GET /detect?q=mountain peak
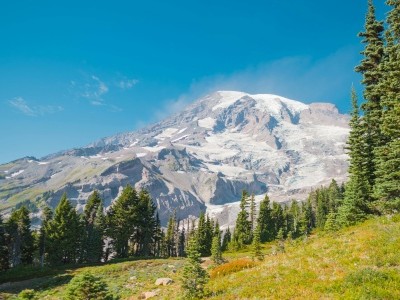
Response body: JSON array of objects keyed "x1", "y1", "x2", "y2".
[{"x1": 0, "y1": 90, "x2": 349, "y2": 225}]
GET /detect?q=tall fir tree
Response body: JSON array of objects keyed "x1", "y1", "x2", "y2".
[
  {"x1": 338, "y1": 89, "x2": 370, "y2": 226},
  {"x1": 374, "y1": 1, "x2": 400, "y2": 205},
  {"x1": 356, "y1": 0, "x2": 385, "y2": 192},
  {"x1": 181, "y1": 236, "x2": 209, "y2": 299},
  {"x1": 46, "y1": 193, "x2": 82, "y2": 264},
  {"x1": 38, "y1": 206, "x2": 52, "y2": 267},
  {"x1": 232, "y1": 190, "x2": 252, "y2": 248},
  {"x1": 82, "y1": 191, "x2": 105, "y2": 263},
  {"x1": 8, "y1": 206, "x2": 34, "y2": 266},
  {"x1": 257, "y1": 195, "x2": 274, "y2": 242},
  {"x1": 106, "y1": 185, "x2": 139, "y2": 258},
  {"x1": 211, "y1": 231, "x2": 223, "y2": 265},
  {"x1": 0, "y1": 215, "x2": 10, "y2": 271},
  {"x1": 251, "y1": 223, "x2": 263, "y2": 261},
  {"x1": 221, "y1": 227, "x2": 231, "y2": 252}
]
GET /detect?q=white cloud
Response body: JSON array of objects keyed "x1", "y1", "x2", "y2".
[
  {"x1": 8, "y1": 97, "x2": 63, "y2": 117},
  {"x1": 117, "y1": 79, "x2": 139, "y2": 90}
]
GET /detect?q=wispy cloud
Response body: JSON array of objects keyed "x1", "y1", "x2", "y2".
[
  {"x1": 8, "y1": 97, "x2": 63, "y2": 117},
  {"x1": 78, "y1": 75, "x2": 109, "y2": 106},
  {"x1": 156, "y1": 46, "x2": 359, "y2": 119},
  {"x1": 117, "y1": 78, "x2": 139, "y2": 90},
  {"x1": 70, "y1": 73, "x2": 138, "y2": 111}
]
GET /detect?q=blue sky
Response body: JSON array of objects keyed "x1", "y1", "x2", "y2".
[{"x1": 0, "y1": 0, "x2": 388, "y2": 164}]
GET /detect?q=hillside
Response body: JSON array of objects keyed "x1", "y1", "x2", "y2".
[{"x1": 1, "y1": 215, "x2": 399, "y2": 299}]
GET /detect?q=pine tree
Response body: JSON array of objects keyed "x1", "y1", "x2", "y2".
[
  {"x1": 106, "y1": 185, "x2": 139, "y2": 258},
  {"x1": 374, "y1": 1, "x2": 400, "y2": 206},
  {"x1": 46, "y1": 193, "x2": 82, "y2": 264},
  {"x1": 181, "y1": 236, "x2": 209, "y2": 299},
  {"x1": 232, "y1": 190, "x2": 251, "y2": 248},
  {"x1": 271, "y1": 202, "x2": 284, "y2": 239},
  {"x1": 83, "y1": 191, "x2": 105, "y2": 263},
  {"x1": 338, "y1": 89, "x2": 370, "y2": 225},
  {"x1": 257, "y1": 195, "x2": 274, "y2": 242},
  {"x1": 249, "y1": 193, "x2": 256, "y2": 233},
  {"x1": 356, "y1": 0, "x2": 385, "y2": 192},
  {"x1": 38, "y1": 206, "x2": 52, "y2": 267},
  {"x1": 134, "y1": 190, "x2": 157, "y2": 257},
  {"x1": 153, "y1": 212, "x2": 162, "y2": 257},
  {"x1": 324, "y1": 211, "x2": 339, "y2": 232},
  {"x1": 65, "y1": 272, "x2": 115, "y2": 300},
  {"x1": 0, "y1": 215, "x2": 10, "y2": 271},
  {"x1": 165, "y1": 213, "x2": 177, "y2": 257},
  {"x1": 196, "y1": 212, "x2": 208, "y2": 256},
  {"x1": 221, "y1": 227, "x2": 231, "y2": 251},
  {"x1": 8, "y1": 206, "x2": 34, "y2": 266},
  {"x1": 251, "y1": 223, "x2": 263, "y2": 261},
  {"x1": 211, "y1": 222, "x2": 223, "y2": 265}
]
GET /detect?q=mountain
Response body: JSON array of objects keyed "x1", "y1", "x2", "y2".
[{"x1": 0, "y1": 91, "x2": 349, "y2": 225}]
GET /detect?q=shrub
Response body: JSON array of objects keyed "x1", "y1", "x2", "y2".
[
  {"x1": 210, "y1": 259, "x2": 257, "y2": 279},
  {"x1": 17, "y1": 289, "x2": 36, "y2": 300},
  {"x1": 64, "y1": 272, "x2": 117, "y2": 300}
]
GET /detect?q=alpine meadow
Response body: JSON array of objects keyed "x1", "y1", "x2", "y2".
[{"x1": 0, "y1": 1, "x2": 400, "y2": 299}]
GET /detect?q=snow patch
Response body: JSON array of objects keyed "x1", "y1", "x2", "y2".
[
  {"x1": 142, "y1": 146, "x2": 166, "y2": 152},
  {"x1": 136, "y1": 153, "x2": 147, "y2": 158},
  {"x1": 11, "y1": 170, "x2": 24, "y2": 178},
  {"x1": 171, "y1": 134, "x2": 189, "y2": 143},
  {"x1": 212, "y1": 91, "x2": 247, "y2": 111},
  {"x1": 38, "y1": 161, "x2": 49, "y2": 165},
  {"x1": 155, "y1": 128, "x2": 179, "y2": 140},
  {"x1": 198, "y1": 117, "x2": 216, "y2": 129}
]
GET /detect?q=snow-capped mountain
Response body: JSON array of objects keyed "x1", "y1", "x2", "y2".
[{"x1": 0, "y1": 91, "x2": 349, "y2": 225}]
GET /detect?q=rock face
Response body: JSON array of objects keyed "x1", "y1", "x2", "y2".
[{"x1": 0, "y1": 91, "x2": 349, "y2": 226}]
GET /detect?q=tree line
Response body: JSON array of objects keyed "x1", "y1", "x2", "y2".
[{"x1": 0, "y1": 179, "x2": 346, "y2": 272}]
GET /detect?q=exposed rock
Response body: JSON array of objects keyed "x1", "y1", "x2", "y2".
[{"x1": 155, "y1": 278, "x2": 173, "y2": 286}]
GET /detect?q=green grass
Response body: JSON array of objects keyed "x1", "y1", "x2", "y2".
[{"x1": 1, "y1": 215, "x2": 400, "y2": 299}]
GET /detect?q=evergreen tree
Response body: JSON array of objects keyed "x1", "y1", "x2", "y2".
[
  {"x1": 221, "y1": 227, "x2": 231, "y2": 252},
  {"x1": 249, "y1": 193, "x2": 256, "y2": 233},
  {"x1": 196, "y1": 212, "x2": 208, "y2": 256},
  {"x1": 339, "y1": 89, "x2": 370, "y2": 225},
  {"x1": 327, "y1": 179, "x2": 343, "y2": 212},
  {"x1": 178, "y1": 226, "x2": 186, "y2": 257},
  {"x1": 38, "y1": 206, "x2": 52, "y2": 267},
  {"x1": 324, "y1": 211, "x2": 339, "y2": 232},
  {"x1": 165, "y1": 213, "x2": 177, "y2": 257},
  {"x1": 153, "y1": 212, "x2": 162, "y2": 257},
  {"x1": 232, "y1": 190, "x2": 251, "y2": 248},
  {"x1": 374, "y1": 1, "x2": 400, "y2": 205},
  {"x1": 211, "y1": 235, "x2": 223, "y2": 265},
  {"x1": 181, "y1": 236, "x2": 209, "y2": 299},
  {"x1": 211, "y1": 222, "x2": 223, "y2": 265},
  {"x1": 289, "y1": 201, "x2": 301, "y2": 238},
  {"x1": 46, "y1": 193, "x2": 82, "y2": 264},
  {"x1": 257, "y1": 195, "x2": 274, "y2": 242},
  {"x1": 270, "y1": 202, "x2": 284, "y2": 239},
  {"x1": 83, "y1": 191, "x2": 105, "y2": 263},
  {"x1": 65, "y1": 272, "x2": 115, "y2": 300},
  {"x1": 300, "y1": 197, "x2": 315, "y2": 236},
  {"x1": 107, "y1": 185, "x2": 139, "y2": 258},
  {"x1": 356, "y1": 0, "x2": 385, "y2": 191},
  {"x1": 8, "y1": 206, "x2": 34, "y2": 266},
  {"x1": 251, "y1": 223, "x2": 263, "y2": 261},
  {"x1": 134, "y1": 190, "x2": 156, "y2": 257},
  {"x1": 0, "y1": 215, "x2": 9, "y2": 271}
]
